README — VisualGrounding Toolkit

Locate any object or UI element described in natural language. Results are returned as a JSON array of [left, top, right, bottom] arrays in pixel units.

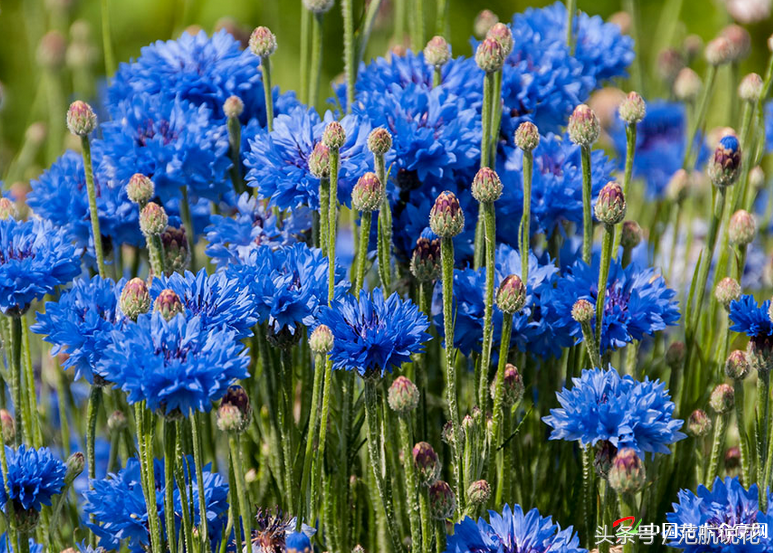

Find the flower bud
[[352, 546, 365, 553], [65, 452, 85, 485], [722, 24, 751, 61], [285, 532, 312, 553], [729, 210, 756, 247], [486, 23, 513, 57], [154, 289, 184, 321], [608, 448, 646, 495], [657, 48, 684, 84], [412, 442, 441, 485], [725, 446, 741, 473], [322, 121, 345, 150], [223, 95, 244, 119], [0, 198, 17, 221], [705, 36, 733, 66], [708, 134, 741, 187], [496, 274, 526, 315], [428, 481, 456, 520], [107, 410, 128, 435], [429, 191, 465, 238], [471, 167, 502, 203], [351, 172, 384, 212], [217, 385, 252, 433], [139, 202, 168, 236], [673, 68, 702, 102], [249, 26, 277, 58], [474, 9, 499, 38], [490, 363, 524, 406], [665, 341, 685, 370], [618, 91, 646, 124], [37, 31, 67, 70], [594, 440, 617, 478], [387, 376, 420, 415], [666, 169, 691, 202], [594, 182, 626, 225], [308, 143, 331, 179], [748, 333, 773, 374], [750, 166, 765, 191], [66, 100, 97, 136], [302, 0, 334, 14], [710, 383, 735, 414], [442, 419, 462, 446], [367, 127, 392, 155], [475, 37, 505, 73], [120, 278, 151, 321], [410, 233, 441, 282], [572, 299, 594, 324], [714, 277, 741, 309], [423, 36, 451, 68], [739, 73, 763, 103], [466, 480, 491, 505], [0, 410, 14, 445], [162, 226, 190, 275], [687, 409, 712, 437], [127, 174, 155, 205], [725, 349, 750, 380], [620, 220, 642, 250], [568, 104, 600, 146], [310, 324, 334, 354], [609, 11, 631, 33], [514, 122, 539, 152]]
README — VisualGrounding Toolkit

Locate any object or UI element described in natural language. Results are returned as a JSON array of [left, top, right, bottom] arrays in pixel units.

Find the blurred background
[[0, 0, 771, 184]]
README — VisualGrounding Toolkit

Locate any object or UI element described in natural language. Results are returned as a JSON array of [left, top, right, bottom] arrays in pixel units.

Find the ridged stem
[[21, 317, 39, 447], [300, 5, 311, 104], [734, 381, 751, 487], [612, 123, 637, 259], [409, 0, 424, 51], [309, 14, 324, 107], [319, 177, 330, 255], [229, 434, 252, 546], [582, 446, 595, 549], [474, 73, 494, 270], [226, 114, 245, 194], [9, 315, 22, 447], [419, 487, 431, 553], [190, 411, 209, 549], [101, 0, 116, 76], [595, 225, 614, 358], [261, 56, 274, 131], [80, 137, 107, 278], [86, 386, 102, 486], [520, 150, 533, 280], [163, 420, 177, 553], [478, 202, 496, 410], [397, 417, 421, 550], [565, 0, 576, 53], [580, 145, 593, 265], [375, 155, 393, 291], [355, 211, 373, 293], [299, 352, 325, 527], [342, 0, 355, 112], [174, 426, 194, 553], [706, 412, 727, 483], [328, 149, 340, 301], [757, 371, 770, 489], [488, 313, 512, 499]]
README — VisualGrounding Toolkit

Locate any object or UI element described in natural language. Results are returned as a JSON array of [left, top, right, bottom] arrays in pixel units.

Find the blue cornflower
[[204, 192, 311, 267], [610, 100, 706, 198], [549, 256, 680, 353], [0, 445, 67, 513], [0, 217, 81, 315], [32, 276, 124, 384], [98, 94, 230, 203], [666, 477, 773, 552], [108, 29, 297, 125], [245, 105, 371, 210], [354, 82, 480, 185], [83, 458, 161, 551], [729, 294, 773, 338], [434, 244, 569, 359], [0, 534, 43, 553], [316, 288, 431, 377], [28, 150, 142, 250], [285, 532, 312, 553], [543, 367, 686, 455], [445, 503, 586, 553], [98, 312, 249, 416], [227, 243, 348, 336], [497, 134, 615, 241], [149, 268, 257, 338]]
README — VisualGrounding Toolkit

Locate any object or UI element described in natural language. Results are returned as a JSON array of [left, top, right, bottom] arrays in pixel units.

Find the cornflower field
[[1, 0, 773, 551]]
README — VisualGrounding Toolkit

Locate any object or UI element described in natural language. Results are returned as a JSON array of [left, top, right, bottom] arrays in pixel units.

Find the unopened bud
[[739, 73, 763, 103], [608, 448, 646, 494], [429, 191, 465, 238], [120, 278, 151, 320], [471, 167, 502, 204], [568, 104, 600, 146], [714, 277, 741, 309], [725, 350, 750, 380], [496, 275, 526, 315], [729, 210, 755, 246], [572, 299, 594, 324], [322, 121, 345, 150], [367, 127, 392, 155], [153, 289, 184, 321], [618, 91, 646, 124], [249, 26, 277, 58], [127, 174, 154, 205], [594, 182, 626, 225], [475, 37, 505, 73], [223, 96, 244, 119], [351, 172, 384, 212], [387, 376, 420, 415], [423, 36, 451, 68], [139, 202, 168, 236], [514, 122, 539, 152], [310, 325, 334, 354], [428, 481, 456, 520], [687, 409, 712, 437], [710, 383, 735, 414], [412, 442, 441, 485], [466, 480, 491, 505], [308, 143, 330, 179], [66, 100, 97, 136]]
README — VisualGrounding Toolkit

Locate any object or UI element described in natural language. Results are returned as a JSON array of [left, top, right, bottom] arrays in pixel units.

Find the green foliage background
[[0, 0, 771, 168]]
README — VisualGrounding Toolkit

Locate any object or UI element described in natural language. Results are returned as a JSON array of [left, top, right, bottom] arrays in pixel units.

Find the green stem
[[319, 177, 330, 255], [86, 386, 103, 484], [612, 124, 637, 259], [355, 211, 373, 293], [227, 457, 243, 553], [580, 145, 593, 265], [758, 371, 770, 488], [299, 352, 325, 526], [300, 5, 311, 104], [440, 236, 462, 515], [229, 435, 252, 547], [342, 0, 355, 113], [623, 0, 643, 95], [309, 14, 324, 108], [734, 381, 751, 487], [409, 0, 424, 50], [190, 411, 209, 549], [582, 446, 595, 549], [81, 137, 107, 278], [706, 412, 727, 483], [21, 318, 39, 448], [355, 0, 384, 68], [375, 155, 393, 291], [261, 56, 274, 131], [312, 357, 334, 525], [488, 70, 503, 167], [328, 149, 340, 301], [435, 0, 448, 36], [9, 316, 22, 447], [397, 417, 421, 551], [520, 151, 533, 280], [565, 0, 576, 54], [474, 73, 494, 270], [148, 234, 166, 277], [619, 493, 636, 553], [488, 313, 512, 498], [174, 426, 194, 553], [595, 225, 614, 358], [101, 0, 116, 76], [179, 186, 197, 272], [227, 114, 244, 195], [433, 67, 442, 88], [419, 487, 431, 553], [364, 380, 404, 553], [164, 420, 177, 553], [478, 202, 496, 410]]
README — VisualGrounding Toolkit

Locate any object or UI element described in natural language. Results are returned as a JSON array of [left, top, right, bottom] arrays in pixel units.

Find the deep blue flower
[[729, 294, 773, 338], [285, 532, 312, 553], [549, 256, 681, 353], [0, 445, 66, 513], [98, 312, 249, 415], [245, 105, 371, 210], [32, 276, 124, 384], [0, 534, 42, 553], [543, 367, 686, 455], [108, 29, 298, 126], [204, 192, 311, 267], [0, 217, 81, 314], [445, 503, 586, 553], [610, 100, 706, 198], [172, 457, 229, 546], [666, 477, 773, 552], [227, 243, 348, 336], [497, 134, 615, 242], [434, 244, 570, 359], [98, 94, 230, 203], [28, 150, 142, 250], [766, 101, 772, 153], [316, 288, 430, 377], [149, 268, 257, 339]]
